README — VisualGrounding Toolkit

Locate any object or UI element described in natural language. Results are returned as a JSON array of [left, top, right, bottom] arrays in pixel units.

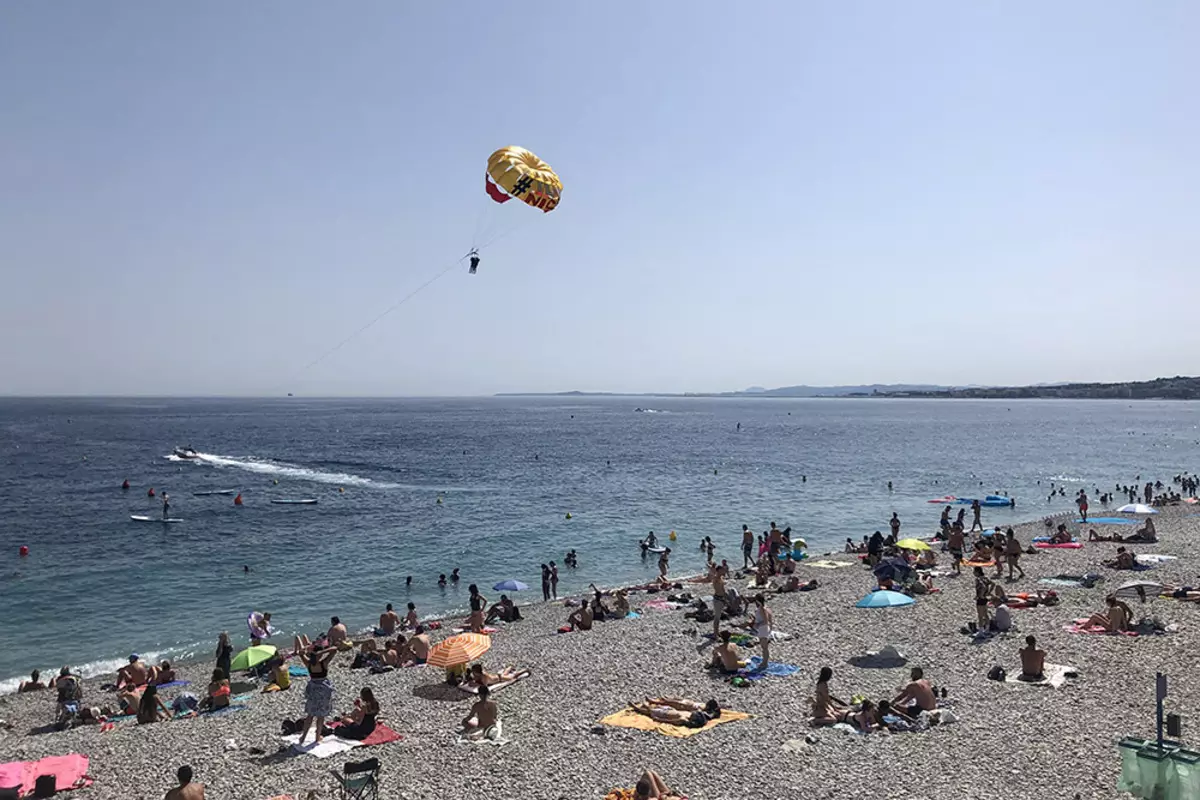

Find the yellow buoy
[[338, 487, 345, 493], [669, 531, 677, 541], [565, 512, 573, 520], [436, 496, 443, 505], [273, 479, 279, 485]]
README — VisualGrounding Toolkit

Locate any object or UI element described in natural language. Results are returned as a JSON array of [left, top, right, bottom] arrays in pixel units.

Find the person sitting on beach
[[263, 655, 291, 693], [459, 684, 500, 739], [1019, 635, 1045, 680], [381, 637, 406, 667], [327, 616, 351, 650], [631, 697, 721, 728], [848, 699, 882, 733], [136, 683, 171, 724], [1082, 595, 1133, 632], [612, 589, 630, 617], [199, 668, 231, 712], [892, 667, 937, 715], [916, 549, 937, 568], [972, 539, 994, 563], [1104, 547, 1137, 570], [377, 603, 400, 636], [568, 600, 594, 631], [1050, 524, 1073, 545], [328, 687, 379, 741], [404, 602, 419, 630], [53, 667, 83, 727], [810, 667, 850, 726], [149, 661, 177, 686], [845, 538, 858, 553], [468, 663, 528, 688], [589, 585, 613, 620], [1127, 517, 1157, 543], [684, 599, 714, 624], [780, 554, 797, 575], [408, 626, 431, 664], [18, 669, 46, 692], [164, 765, 204, 800], [708, 631, 742, 674], [117, 654, 149, 689], [485, 594, 521, 624], [117, 686, 145, 716]]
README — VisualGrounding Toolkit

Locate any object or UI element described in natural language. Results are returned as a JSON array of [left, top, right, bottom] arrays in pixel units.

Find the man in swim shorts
[[709, 563, 728, 637], [377, 604, 399, 636], [408, 626, 430, 664], [709, 631, 741, 674], [948, 525, 965, 575], [741, 525, 755, 568]]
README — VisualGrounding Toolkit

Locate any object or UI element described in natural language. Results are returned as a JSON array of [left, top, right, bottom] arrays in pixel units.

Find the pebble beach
[[2, 503, 1197, 800]]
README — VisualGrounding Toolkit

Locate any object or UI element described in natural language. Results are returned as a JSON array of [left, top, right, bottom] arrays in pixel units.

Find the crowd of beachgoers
[[2, 473, 1199, 799]]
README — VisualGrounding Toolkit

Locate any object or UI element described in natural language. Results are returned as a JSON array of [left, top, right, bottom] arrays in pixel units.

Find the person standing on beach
[[549, 562, 559, 599], [889, 513, 901, 539], [741, 525, 755, 569], [939, 506, 951, 537], [973, 567, 992, 631], [540, 564, 551, 601], [750, 593, 773, 669], [1004, 529, 1025, 580], [970, 500, 982, 532], [709, 563, 728, 637], [164, 765, 204, 799], [658, 548, 671, 578], [214, 633, 232, 680], [296, 644, 337, 746], [1077, 491, 1089, 523], [468, 584, 487, 632], [948, 526, 965, 575]]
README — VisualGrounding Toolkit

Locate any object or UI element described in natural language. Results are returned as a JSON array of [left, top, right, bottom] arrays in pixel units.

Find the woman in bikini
[[810, 666, 850, 726]]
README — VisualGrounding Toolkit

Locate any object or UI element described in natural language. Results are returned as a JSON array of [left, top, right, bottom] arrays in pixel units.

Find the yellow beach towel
[[600, 707, 750, 738]]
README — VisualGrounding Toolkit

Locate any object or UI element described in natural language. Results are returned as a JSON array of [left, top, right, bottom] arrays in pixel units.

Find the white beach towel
[[1005, 663, 1077, 689], [281, 733, 363, 758]]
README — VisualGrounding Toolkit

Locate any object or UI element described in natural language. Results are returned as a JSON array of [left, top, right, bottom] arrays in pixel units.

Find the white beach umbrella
[[1117, 503, 1157, 515]]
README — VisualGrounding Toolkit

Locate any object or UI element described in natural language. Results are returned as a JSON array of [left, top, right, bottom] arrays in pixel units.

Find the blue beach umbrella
[[856, 590, 915, 609], [493, 579, 529, 592]]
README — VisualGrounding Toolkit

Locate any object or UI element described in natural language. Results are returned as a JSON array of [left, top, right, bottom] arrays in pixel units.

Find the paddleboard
[[194, 490, 237, 496], [271, 499, 318, 505], [131, 515, 183, 523]]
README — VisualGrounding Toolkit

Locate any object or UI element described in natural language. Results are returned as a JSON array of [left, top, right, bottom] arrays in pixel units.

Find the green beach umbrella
[[230, 644, 277, 672]]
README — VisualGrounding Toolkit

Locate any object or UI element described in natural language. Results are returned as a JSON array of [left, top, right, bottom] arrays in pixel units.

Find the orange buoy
[[234, 493, 243, 506], [148, 488, 156, 497], [19, 545, 29, 557]]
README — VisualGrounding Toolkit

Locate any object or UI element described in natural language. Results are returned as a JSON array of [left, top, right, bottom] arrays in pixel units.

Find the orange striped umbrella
[[427, 633, 491, 668]]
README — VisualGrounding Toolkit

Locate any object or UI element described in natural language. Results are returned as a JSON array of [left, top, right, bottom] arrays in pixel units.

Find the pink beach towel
[[1035, 542, 1084, 550], [0, 754, 92, 796], [1064, 620, 1138, 637]]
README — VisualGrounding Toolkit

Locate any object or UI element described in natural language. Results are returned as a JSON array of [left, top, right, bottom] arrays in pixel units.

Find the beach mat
[[1006, 663, 1077, 688], [0, 754, 92, 796], [287, 665, 309, 678], [281, 733, 361, 758], [963, 560, 996, 568], [600, 708, 749, 738], [740, 657, 801, 679], [1076, 517, 1137, 525], [806, 560, 855, 569], [1035, 542, 1083, 549], [1136, 554, 1177, 564], [1065, 620, 1138, 637], [451, 627, 500, 635], [153, 680, 190, 689], [326, 721, 403, 747]]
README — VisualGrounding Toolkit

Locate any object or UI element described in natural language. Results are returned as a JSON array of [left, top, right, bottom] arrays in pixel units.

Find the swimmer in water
[[405, 576, 412, 588], [451, 568, 460, 583], [438, 574, 447, 587], [122, 479, 130, 490]]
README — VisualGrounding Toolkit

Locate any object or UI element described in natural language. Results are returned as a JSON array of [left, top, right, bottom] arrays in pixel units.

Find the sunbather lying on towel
[[630, 697, 721, 728], [632, 770, 683, 800], [467, 664, 528, 687], [1088, 529, 1123, 542], [778, 576, 818, 593], [1082, 595, 1133, 632], [1103, 548, 1137, 570]]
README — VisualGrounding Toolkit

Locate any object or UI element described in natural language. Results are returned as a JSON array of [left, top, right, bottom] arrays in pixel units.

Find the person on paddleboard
[[162, 492, 170, 520], [468, 249, 480, 274]]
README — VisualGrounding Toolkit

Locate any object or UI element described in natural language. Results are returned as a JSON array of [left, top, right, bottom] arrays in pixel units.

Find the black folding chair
[[331, 757, 380, 800]]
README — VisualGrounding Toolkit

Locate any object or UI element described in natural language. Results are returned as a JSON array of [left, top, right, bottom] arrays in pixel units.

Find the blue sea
[[2, 396, 1197, 692]]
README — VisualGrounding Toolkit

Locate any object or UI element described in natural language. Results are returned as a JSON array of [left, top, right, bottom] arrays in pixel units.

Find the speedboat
[[173, 446, 199, 460]]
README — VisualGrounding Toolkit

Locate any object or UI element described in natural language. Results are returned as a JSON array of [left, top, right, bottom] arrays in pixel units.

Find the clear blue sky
[[2, 2, 1198, 395]]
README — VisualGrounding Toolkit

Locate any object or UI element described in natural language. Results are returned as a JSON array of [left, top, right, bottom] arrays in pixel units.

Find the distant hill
[[875, 375, 1200, 400]]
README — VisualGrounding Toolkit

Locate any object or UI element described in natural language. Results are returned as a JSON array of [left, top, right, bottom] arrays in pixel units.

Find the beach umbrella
[[230, 644, 277, 672], [1116, 580, 1164, 601], [895, 538, 931, 552], [427, 633, 491, 668], [492, 579, 529, 592], [873, 556, 912, 583], [856, 590, 915, 609], [1117, 503, 1158, 515]]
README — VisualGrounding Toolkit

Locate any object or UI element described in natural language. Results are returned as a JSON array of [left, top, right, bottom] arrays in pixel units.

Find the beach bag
[[33, 774, 57, 797], [987, 665, 1006, 681]]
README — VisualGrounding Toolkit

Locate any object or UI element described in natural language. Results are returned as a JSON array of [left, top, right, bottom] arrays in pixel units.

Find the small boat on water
[[173, 446, 199, 460]]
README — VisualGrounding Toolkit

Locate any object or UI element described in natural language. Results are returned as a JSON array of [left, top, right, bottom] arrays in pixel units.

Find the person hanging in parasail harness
[[468, 249, 480, 275]]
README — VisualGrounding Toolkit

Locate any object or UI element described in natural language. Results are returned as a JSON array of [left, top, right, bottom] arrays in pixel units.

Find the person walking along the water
[[550, 562, 559, 599], [1077, 491, 1089, 523], [890, 513, 901, 539], [741, 524, 755, 569], [540, 564, 551, 601], [970, 500, 982, 532]]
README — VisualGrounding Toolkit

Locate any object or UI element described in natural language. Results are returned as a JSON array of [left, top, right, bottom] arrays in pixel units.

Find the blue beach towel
[[288, 665, 310, 678], [153, 680, 191, 689], [625, 611, 641, 620], [739, 656, 801, 680], [1077, 517, 1137, 525]]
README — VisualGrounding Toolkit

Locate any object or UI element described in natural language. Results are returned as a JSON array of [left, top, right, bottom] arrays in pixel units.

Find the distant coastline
[[497, 375, 1200, 400]]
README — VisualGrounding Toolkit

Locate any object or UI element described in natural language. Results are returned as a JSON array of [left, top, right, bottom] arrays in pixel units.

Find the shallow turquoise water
[[2, 396, 1196, 691]]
